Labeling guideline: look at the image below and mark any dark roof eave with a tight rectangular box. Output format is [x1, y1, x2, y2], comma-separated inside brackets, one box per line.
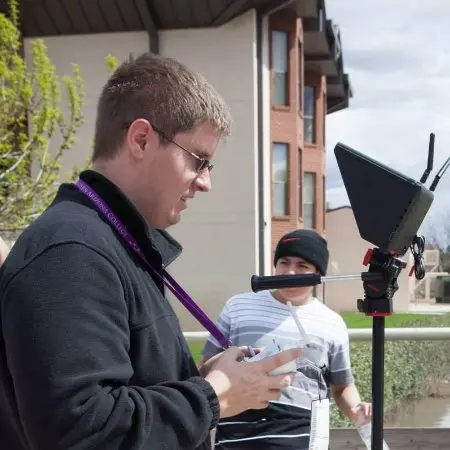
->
[0, 0, 299, 36]
[326, 205, 352, 213]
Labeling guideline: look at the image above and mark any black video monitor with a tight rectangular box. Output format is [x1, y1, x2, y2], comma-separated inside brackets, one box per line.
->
[334, 142, 434, 256]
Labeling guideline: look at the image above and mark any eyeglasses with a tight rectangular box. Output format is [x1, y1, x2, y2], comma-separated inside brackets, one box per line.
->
[152, 125, 214, 173]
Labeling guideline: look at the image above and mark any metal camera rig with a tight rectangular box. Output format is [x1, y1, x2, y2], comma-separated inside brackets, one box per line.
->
[251, 133, 450, 449]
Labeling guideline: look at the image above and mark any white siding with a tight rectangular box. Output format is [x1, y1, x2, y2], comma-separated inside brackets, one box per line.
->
[24, 31, 149, 171]
[325, 207, 411, 312]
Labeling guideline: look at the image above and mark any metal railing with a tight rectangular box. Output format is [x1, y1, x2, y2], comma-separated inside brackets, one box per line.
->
[186, 328, 450, 449]
[183, 327, 450, 343]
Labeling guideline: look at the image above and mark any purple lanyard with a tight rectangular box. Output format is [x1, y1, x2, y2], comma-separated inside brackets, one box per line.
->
[75, 179, 231, 349]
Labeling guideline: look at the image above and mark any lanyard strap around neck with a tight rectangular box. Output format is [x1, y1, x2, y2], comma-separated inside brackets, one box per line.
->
[75, 179, 231, 349]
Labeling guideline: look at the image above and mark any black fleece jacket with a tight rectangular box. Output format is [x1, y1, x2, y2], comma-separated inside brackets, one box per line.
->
[0, 170, 219, 450]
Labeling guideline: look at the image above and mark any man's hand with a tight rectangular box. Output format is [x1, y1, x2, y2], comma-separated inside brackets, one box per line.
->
[199, 346, 261, 378]
[350, 401, 372, 423]
[204, 346, 302, 418]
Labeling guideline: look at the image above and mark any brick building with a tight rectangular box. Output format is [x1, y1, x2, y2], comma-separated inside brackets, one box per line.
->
[4, 0, 352, 329]
[268, 4, 351, 257]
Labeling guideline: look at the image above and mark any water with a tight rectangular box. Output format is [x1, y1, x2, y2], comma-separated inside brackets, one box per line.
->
[385, 382, 450, 428]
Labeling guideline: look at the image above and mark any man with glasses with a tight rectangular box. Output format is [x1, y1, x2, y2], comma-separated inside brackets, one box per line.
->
[0, 53, 301, 450]
[202, 229, 372, 449]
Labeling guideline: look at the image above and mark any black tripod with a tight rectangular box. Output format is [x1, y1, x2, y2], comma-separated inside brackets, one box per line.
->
[358, 248, 407, 449]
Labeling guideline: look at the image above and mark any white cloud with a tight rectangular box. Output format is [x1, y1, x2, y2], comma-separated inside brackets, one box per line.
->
[325, 0, 450, 235]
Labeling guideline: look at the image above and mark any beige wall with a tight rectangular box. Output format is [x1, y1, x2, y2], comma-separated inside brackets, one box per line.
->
[24, 31, 150, 172]
[325, 207, 411, 312]
[160, 10, 271, 330]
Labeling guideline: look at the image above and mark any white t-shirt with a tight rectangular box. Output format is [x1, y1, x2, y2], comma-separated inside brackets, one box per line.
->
[202, 290, 354, 411]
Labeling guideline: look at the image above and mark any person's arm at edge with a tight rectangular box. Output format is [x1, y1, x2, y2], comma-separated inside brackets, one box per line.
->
[0, 236, 9, 265]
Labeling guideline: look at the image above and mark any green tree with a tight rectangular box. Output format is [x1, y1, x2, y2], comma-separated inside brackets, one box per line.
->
[0, 0, 85, 230]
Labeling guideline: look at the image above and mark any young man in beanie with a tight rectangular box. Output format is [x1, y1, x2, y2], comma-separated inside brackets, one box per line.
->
[201, 229, 371, 449]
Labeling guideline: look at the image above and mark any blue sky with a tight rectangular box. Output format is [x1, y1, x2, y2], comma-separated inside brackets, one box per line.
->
[325, 0, 450, 238]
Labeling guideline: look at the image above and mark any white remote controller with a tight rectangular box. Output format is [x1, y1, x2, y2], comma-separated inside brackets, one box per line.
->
[268, 359, 297, 376]
[244, 343, 298, 375]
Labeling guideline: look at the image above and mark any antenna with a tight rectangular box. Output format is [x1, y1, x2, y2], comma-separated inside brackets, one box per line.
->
[430, 154, 450, 192]
[420, 133, 435, 184]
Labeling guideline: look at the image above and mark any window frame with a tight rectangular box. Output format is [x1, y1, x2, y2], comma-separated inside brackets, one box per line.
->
[272, 142, 290, 217]
[304, 171, 317, 228]
[271, 29, 290, 107]
[303, 85, 317, 145]
[298, 148, 303, 219]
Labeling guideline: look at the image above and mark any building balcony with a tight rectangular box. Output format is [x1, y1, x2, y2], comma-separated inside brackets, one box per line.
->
[292, 0, 352, 114]
[327, 73, 353, 114]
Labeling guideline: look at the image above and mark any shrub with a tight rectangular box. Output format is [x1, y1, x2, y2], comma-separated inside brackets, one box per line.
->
[331, 313, 450, 427]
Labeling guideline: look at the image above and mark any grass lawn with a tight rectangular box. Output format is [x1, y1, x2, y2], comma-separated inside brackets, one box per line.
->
[188, 312, 437, 363]
[340, 311, 434, 328]
[189, 343, 205, 364]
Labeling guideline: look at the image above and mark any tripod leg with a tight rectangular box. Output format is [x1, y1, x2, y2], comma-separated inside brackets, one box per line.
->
[372, 316, 385, 450]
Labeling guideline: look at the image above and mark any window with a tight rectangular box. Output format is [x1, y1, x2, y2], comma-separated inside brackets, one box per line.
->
[298, 149, 302, 218]
[298, 43, 303, 111]
[272, 143, 289, 216]
[323, 92, 327, 147]
[304, 86, 316, 144]
[304, 172, 316, 228]
[272, 30, 289, 105]
[323, 175, 326, 229]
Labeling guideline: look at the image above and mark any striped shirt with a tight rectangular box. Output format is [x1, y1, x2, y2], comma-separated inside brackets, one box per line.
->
[202, 290, 354, 449]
